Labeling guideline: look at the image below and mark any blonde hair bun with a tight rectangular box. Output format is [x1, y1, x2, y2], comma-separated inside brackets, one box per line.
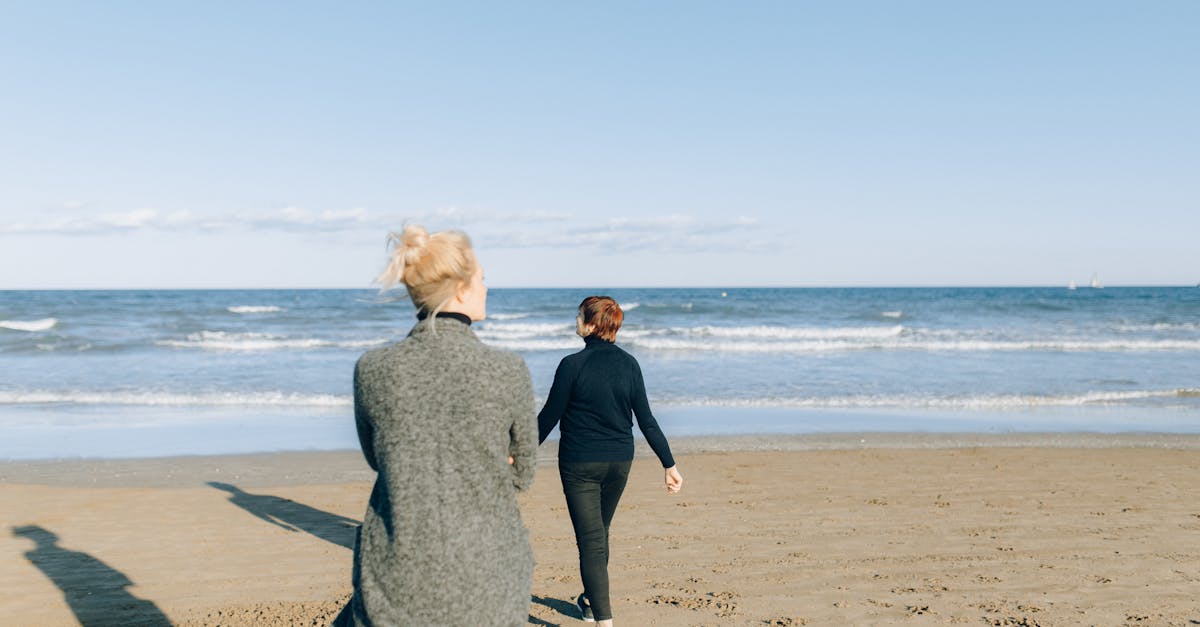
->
[398, 225, 430, 265]
[376, 225, 430, 287]
[375, 224, 476, 316]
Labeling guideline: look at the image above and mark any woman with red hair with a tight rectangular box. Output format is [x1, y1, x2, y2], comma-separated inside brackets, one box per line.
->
[538, 296, 683, 625]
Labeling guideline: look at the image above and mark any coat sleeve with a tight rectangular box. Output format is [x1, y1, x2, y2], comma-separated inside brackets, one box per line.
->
[631, 358, 675, 468]
[353, 358, 379, 472]
[508, 358, 538, 491]
[537, 358, 572, 444]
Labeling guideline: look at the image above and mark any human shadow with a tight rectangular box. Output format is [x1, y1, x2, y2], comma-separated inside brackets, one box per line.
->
[12, 525, 171, 627]
[529, 594, 579, 625]
[208, 482, 359, 549]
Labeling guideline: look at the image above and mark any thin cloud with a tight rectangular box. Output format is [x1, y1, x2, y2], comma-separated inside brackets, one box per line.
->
[0, 209, 183, 234]
[247, 207, 373, 231]
[574, 214, 758, 235]
[413, 206, 572, 226]
[478, 214, 770, 253]
[1, 206, 775, 253]
[0, 207, 382, 235]
[0, 205, 570, 236]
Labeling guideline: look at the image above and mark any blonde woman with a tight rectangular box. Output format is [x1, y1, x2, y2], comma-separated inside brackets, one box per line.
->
[334, 226, 538, 626]
[538, 296, 682, 626]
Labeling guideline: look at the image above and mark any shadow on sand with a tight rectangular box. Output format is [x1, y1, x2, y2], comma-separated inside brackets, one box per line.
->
[529, 594, 581, 626]
[12, 524, 171, 627]
[208, 481, 360, 549]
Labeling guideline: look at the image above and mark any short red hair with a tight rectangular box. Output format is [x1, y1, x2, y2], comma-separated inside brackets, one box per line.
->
[578, 296, 624, 342]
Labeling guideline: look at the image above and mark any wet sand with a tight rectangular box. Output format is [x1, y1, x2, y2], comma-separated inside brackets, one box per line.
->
[3, 434, 1199, 626]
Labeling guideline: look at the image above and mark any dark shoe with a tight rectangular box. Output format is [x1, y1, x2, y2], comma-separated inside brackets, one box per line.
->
[576, 593, 595, 622]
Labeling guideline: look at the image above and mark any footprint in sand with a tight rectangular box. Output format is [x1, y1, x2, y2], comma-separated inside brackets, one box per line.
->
[647, 589, 739, 618]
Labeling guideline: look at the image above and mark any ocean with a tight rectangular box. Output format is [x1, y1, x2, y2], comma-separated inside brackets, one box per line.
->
[2, 287, 1199, 459]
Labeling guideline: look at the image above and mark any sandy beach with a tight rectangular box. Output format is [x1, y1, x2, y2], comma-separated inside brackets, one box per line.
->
[3, 434, 1199, 626]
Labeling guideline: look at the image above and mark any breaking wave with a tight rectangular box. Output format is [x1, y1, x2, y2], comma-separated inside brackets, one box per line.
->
[4, 388, 1197, 410]
[488, 312, 531, 321]
[157, 331, 387, 351]
[626, 337, 1200, 353]
[657, 388, 1200, 409]
[472, 320, 1200, 353]
[0, 390, 350, 407]
[0, 318, 58, 332]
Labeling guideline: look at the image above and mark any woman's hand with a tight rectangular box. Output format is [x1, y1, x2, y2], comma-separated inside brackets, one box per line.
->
[664, 466, 682, 494]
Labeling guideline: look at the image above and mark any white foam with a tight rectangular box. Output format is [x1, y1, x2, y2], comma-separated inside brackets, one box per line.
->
[481, 338, 584, 351]
[474, 321, 1200, 354]
[157, 331, 387, 351]
[0, 318, 58, 332]
[912, 339, 1200, 352]
[1116, 322, 1200, 332]
[475, 322, 574, 339]
[629, 338, 854, 353]
[622, 302, 640, 311]
[627, 337, 1200, 354]
[480, 324, 903, 341]
[488, 312, 531, 321]
[683, 325, 905, 340]
[4, 388, 1196, 411]
[881, 311, 903, 318]
[227, 306, 284, 314]
[0, 390, 351, 407]
[657, 388, 1200, 409]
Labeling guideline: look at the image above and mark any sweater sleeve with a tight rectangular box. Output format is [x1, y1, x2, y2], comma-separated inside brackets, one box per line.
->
[507, 359, 538, 491]
[537, 358, 573, 444]
[630, 359, 675, 468]
[352, 358, 379, 472]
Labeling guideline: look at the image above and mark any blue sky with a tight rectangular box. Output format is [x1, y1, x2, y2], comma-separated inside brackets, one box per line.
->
[1, 2, 1196, 288]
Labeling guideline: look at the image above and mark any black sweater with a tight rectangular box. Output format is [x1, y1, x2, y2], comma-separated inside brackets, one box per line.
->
[538, 336, 675, 467]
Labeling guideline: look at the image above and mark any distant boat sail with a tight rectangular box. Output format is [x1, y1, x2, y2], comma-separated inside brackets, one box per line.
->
[1067, 280, 1077, 290]
[1090, 274, 1103, 289]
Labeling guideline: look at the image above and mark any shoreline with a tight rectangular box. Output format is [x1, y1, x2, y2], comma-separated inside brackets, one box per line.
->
[5, 403, 1200, 461]
[4, 432, 1200, 488]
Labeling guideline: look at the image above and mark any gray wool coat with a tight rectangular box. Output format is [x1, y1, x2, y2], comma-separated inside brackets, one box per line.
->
[334, 315, 538, 627]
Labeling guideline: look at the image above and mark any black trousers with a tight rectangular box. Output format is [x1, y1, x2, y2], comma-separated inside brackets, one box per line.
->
[559, 460, 632, 621]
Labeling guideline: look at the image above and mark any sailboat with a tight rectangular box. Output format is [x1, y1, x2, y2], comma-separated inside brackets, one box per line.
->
[1090, 274, 1103, 289]
[1067, 280, 1077, 290]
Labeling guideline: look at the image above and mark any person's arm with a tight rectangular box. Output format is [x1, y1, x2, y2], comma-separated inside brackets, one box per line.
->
[508, 360, 538, 491]
[537, 358, 573, 444]
[352, 358, 379, 472]
[631, 359, 682, 493]
[631, 359, 675, 468]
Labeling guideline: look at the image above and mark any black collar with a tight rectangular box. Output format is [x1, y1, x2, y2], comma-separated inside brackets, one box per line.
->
[584, 334, 613, 345]
[416, 311, 473, 326]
